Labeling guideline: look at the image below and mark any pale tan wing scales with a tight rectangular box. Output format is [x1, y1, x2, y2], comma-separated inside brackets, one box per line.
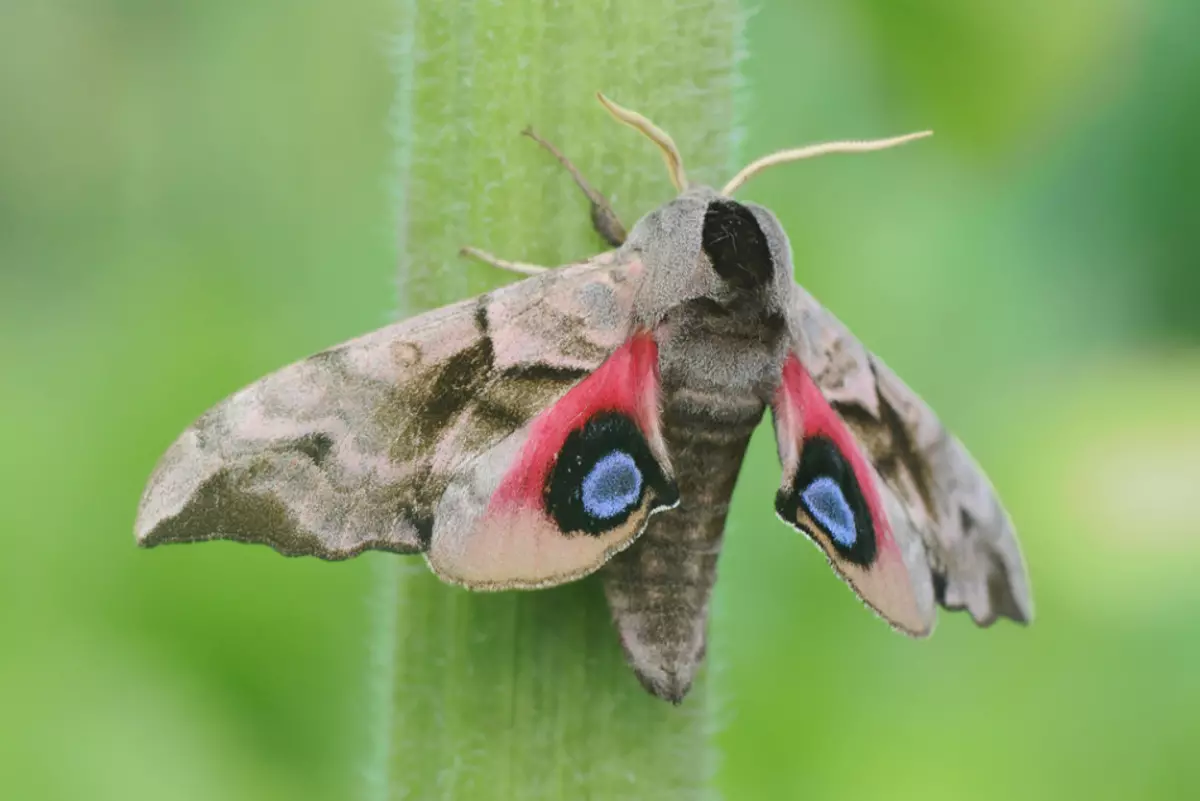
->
[134, 254, 642, 562]
[788, 284, 1033, 627]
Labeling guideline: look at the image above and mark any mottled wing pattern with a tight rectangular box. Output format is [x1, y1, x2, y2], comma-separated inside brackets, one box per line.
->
[786, 284, 1033, 628]
[135, 253, 647, 571]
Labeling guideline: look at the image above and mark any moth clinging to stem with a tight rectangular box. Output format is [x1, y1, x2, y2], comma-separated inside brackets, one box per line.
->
[135, 93, 1032, 703]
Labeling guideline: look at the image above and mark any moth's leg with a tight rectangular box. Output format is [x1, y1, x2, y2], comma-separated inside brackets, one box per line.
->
[523, 126, 627, 248]
[459, 246, 548, 276]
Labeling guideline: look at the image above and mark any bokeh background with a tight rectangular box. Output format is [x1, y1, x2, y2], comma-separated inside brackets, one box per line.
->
[3, 1, 1198, 799]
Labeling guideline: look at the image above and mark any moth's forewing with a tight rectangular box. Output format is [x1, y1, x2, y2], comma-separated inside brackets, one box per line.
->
[133, 301, 483, 558]
[137, 256, 681, 591]
[869, 357, 1032, 624]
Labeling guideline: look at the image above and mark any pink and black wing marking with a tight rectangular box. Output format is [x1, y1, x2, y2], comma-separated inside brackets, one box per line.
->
[773, 284, 1031, 631]
[427, 331, 678, 588]
[772, 353, 934, 634]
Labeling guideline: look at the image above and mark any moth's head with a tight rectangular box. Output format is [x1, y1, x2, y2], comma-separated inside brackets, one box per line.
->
[594, 93, 930, 320]
[622, 186, 795, 319]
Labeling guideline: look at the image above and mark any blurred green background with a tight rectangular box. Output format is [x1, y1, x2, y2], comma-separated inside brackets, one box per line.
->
[3, 1, 1199, 799]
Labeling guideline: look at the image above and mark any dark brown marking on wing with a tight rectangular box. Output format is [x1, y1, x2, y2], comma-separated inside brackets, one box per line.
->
[875, 386, 937, 519]
[376, 283, 609, 468]
[140, 469, 304, 553]
[473, 294, 492, 337]
[288, 432, 334, 466]
[139, 468, 425, 559]
[987, 564, 1028, 623]
[470, 398, 528, 435]
[410, 513, 434, 549]
[831, 365, 938, 522]
[931, 569, 949, 606]
[396, 343, 489, 455]
[463, 369, 587, 452]
[498, 363, 591, 383]
[381, 330, 494, 465]
[960, 507, 1029, 624]
[388, 464, 441, 549]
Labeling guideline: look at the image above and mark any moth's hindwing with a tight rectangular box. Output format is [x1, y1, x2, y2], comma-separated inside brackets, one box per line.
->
[772, 353, 935, 634]
[772, 285, 1032, 632]
[427, 330, 678, 589]
[136, 254, 674, 588]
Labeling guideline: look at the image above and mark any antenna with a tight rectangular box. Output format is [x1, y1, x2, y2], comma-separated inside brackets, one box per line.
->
[596, 93, 689, 192]
[721, 131, 932, 196]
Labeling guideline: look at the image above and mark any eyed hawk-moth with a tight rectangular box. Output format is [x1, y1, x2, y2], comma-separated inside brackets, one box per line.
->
[135, 94, 1032, 703]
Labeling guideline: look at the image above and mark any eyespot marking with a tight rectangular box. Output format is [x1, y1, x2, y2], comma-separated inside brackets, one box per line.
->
[581, 450, 643, 520]
[801, 476, 856, 547]
[544, 412, 675, 536]
[775, 433, 877, 567]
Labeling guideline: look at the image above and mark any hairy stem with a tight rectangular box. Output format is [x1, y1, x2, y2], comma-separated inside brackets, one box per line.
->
[369, 1, 743, 798]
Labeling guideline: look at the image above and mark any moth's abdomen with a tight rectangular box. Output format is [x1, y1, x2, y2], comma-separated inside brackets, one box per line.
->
[601, 385, 766, 702]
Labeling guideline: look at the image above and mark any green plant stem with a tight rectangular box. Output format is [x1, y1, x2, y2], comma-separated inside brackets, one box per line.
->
[370, 1, 742, 798]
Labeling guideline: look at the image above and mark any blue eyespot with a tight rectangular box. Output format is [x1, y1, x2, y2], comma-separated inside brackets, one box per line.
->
[801, 476, 857, 547]
[581, 450, 643, 520]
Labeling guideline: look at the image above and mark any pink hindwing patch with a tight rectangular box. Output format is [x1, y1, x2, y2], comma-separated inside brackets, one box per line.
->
[772, 354, 928, 634]
[492, 332, 670, 514]
[426, 332, 678, 590]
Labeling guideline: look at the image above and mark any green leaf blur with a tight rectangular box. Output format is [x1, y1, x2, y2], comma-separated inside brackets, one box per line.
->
[1, 1, 1196, 800]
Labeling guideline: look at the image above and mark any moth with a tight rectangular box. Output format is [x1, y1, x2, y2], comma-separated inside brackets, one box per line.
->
[136, 94, 1032, 703]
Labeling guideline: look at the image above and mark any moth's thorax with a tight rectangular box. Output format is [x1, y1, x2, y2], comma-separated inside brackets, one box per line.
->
[654, 298, 787, 403]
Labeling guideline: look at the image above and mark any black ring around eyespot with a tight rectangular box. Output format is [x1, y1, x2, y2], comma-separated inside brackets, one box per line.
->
[775, 435, 877, 566]
[544, 412, 677, 537]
